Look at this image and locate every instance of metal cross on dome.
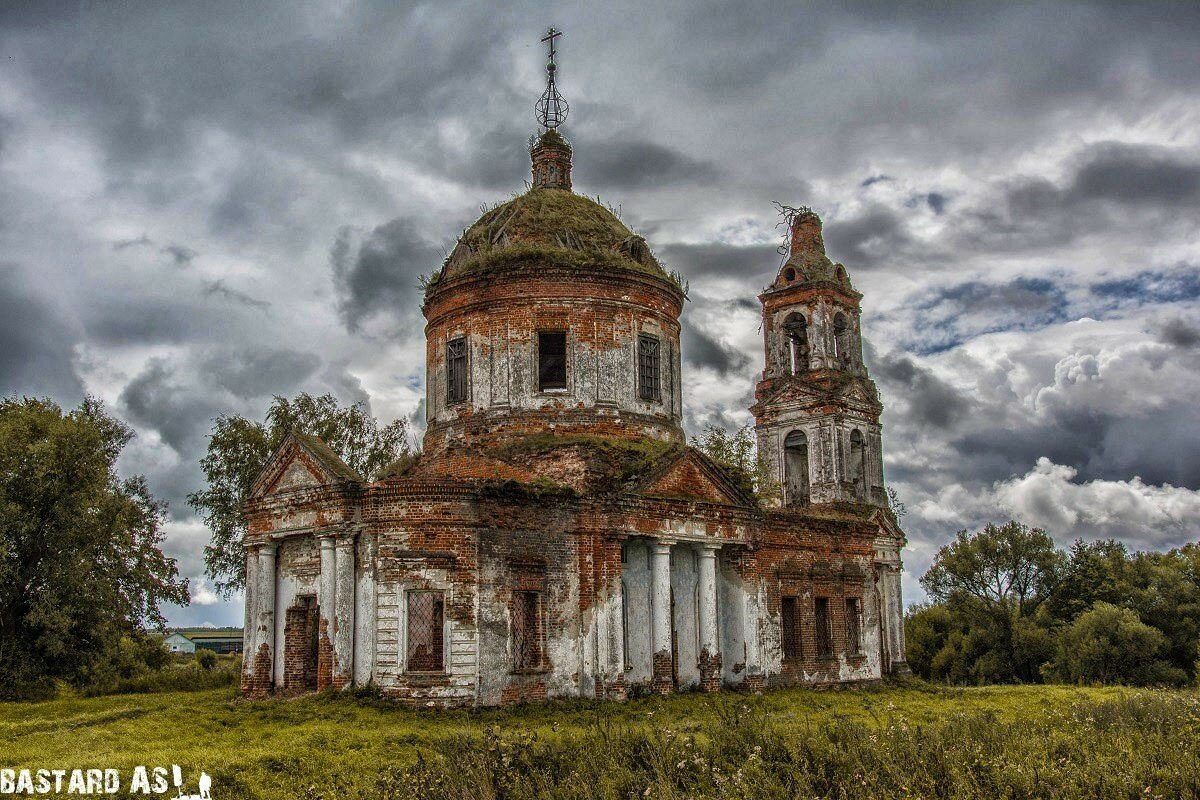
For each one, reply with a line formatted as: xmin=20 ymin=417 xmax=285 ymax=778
xmin=535 ymin=27 xmax=569 ymax=129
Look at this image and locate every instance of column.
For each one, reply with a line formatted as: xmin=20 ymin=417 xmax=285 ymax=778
xmin=697 ymin=543 xmax=721 ymax=692
xmin=240 ymin=544 xmax=259 ymax=691
xmin=317 ymin=534 xmax=336 ymax=690
xmin=333 ymin=533 xmax=356 ymax=688
xmin=650 ymin=540 xmax=674 ymax=695
xmin=253 ymin=542 xmax=278 ymax=695
xmin=888 ymin=567 xmax=910 ymax=674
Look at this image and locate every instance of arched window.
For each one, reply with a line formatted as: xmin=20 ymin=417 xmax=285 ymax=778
xmin=833 ymin=312 xmax=852 ymax=367
xmin=848 ymin=429 xmax=867 ymax=500
xmin=782 ymin=313 xmax=809 ymax=374
xmin=784 ymin=430 xmax=809 ymax=506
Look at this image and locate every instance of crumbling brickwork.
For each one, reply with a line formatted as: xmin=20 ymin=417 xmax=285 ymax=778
xmin=238 ymin=132 xmax=908 ymax=706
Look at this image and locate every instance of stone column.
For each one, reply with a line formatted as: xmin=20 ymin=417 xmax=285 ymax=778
xmin=887 ymin=567 xmax=910 ymax=674
xmin=650 ymin=540 xmax=675 ymax=695
xmin=697 ymin=543 xmax=721 ymax=692
xmin=240 ymin=544 xmax=259 ymax=692
xmin=606 ymin=552 xmax=627 ymax=700
xmin=250 ymin=542 xmax=277 ymax=696
xmin=317 ymin=534 xmax=336 ymax=690
xmin=333 ymin=533 xmax=356 ymax=688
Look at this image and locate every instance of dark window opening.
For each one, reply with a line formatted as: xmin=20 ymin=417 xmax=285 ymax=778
xmin=783 ymin=313 xmax=809 ymax=374
xmin=833 ymin=313 xmax=852 ymax=366
xmin=849 ymin=429 xmax=867 ymax=500
xmin=781 ymin=596 xmax=802 ymax=661
xmin=512 ymin=591 xmax=543 ymax=670
xmin=406 ymin=591 xmax=445 ymax=672
xmin=784 ymin=430 xmax=810 ymax=507
xmin=538 ymin=331 xmax=567 ymax=391
xmin=846 ymin=597 xmax=862 ymax=655
xmin=815 ymin=597 xmax=833 ymax=657
xmin=638 ymin=334 xmax=661 ymax=401
xmin=446 ymin=337 xmax=467 ymax=404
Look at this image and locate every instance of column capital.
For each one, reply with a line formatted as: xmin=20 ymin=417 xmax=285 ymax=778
xmin=319 ymin=534 xmax=336 ymax=548
xmin=334 ymin=530 xmax=357 ymax=548
xmin=698 ymin=542 xmax=721 ymax=556
xmin=257 ymin=540 xmax=279 ymax=557
xmin=650 ymin=539 xmax=676 ymax=555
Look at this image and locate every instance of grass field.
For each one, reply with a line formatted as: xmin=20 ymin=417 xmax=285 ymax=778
xmin=3 ymin=682 xmax=1199 ymax=799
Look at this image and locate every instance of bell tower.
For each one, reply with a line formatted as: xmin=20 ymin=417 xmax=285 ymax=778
xmin=750 ymin=208 xmax=886 ymax=508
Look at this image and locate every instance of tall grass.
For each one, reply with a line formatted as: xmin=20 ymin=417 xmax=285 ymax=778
xmin=347 ymin=692 xmax=1200 ymax=800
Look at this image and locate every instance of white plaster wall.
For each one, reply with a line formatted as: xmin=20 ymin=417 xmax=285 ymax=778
xmin=670 ymin=545 xmax=700 ymax=688
xmin=718 ymin=557 xmax=748 ymax=685
xmin=621 ymin=540 xmax=653 ymax=686
xmin=353 ymin=535 xmax=375 ymax=686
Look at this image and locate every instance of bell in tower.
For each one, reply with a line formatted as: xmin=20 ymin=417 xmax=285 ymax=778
xmin=750 ymin=207 xmax=887 ymax=509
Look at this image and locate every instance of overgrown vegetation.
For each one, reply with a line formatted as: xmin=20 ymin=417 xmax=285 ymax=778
xmin=4 ymin=684 xmax=1197 ymax=799
xmin=907 ymin=522 xmax=1200 ymax=686
xmin=189 ymin=393 xmax=411 ymax=596
xmin=492 ymin=433 xmax=683 ymax=493
xmin=691 ymin=424 xmax=779 ymax=506
xmin=0 ymin=397 xmax=188 ymax=700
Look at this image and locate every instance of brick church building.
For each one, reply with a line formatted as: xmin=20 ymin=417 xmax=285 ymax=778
xmin=240 ymin=70 xmax=908 ymax=704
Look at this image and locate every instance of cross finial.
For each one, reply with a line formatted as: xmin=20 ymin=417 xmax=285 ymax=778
xmin=535 ymin=27 xmax=569 ymax=129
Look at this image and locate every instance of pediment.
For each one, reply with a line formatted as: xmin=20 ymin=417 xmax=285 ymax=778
xmin=248 ymin=433 xmax=362 ymax=500
xmin=840 ymin=382 xmax=876 ymax=406
xmin=632 ymin=448 xmax=756 ymax=508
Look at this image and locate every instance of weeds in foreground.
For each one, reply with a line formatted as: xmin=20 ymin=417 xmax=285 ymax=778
xmin=309 ymin=692 xmax=1200 ymax=800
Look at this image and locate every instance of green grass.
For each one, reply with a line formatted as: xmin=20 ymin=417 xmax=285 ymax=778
xmin=3 ymin=683 xmax=1198 ymax=799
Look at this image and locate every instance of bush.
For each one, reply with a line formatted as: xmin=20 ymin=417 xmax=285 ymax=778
xmin=1044 ymin=602 xmax=1187 ymax=686
xmin=195 ymin=648 xmax=219 ymax=671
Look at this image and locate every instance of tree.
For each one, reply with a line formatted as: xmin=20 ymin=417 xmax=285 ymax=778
xmin=922 ymin=521 xmax=1063 ymax=617
xmin=189 ymin=393 xmax=410 ymax=596
xmin=1044 ymin=538 xmax=1132 ymax=623
xmin=1043 ymin=602 xmax=1185 ymax=686
xmin=692 ymin=424 xmax=779 ymax=505
xmin=0 ymin=397 xmax=188 ymax=698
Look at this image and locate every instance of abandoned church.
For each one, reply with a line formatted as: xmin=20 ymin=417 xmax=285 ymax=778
xmin=240 ymin=38 xmax=909 ymax=704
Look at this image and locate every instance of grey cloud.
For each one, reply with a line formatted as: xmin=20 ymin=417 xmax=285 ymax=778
xmin=331 ymin=218 xmax=442 ymax=333
xmin=119 ymin=359 xmax=224 ymax=456
xmin=681 ymin=322 xmax=751 ymax=377
xmin=0 ymin=266 xmax=83 ymax=402
xmin=657 ymin=242 xmax=776 ymax=280
xmin=578 ymin=137 xmax=721 ymax=190
xmin=870 ymin=349 xmax=972 ymax=431
xmin=162 ymin=244 xmax=197 ymax=266
xmin=824 ymin=205 xmax=914 ymax=270
xmin=1161 ymin=318 xmax=1200 ymax=349
xmin=202 ymin=280 xmax=270 ymax=311
xmin=113 ymin=234 xmax=153 ymax=250
xmin=204 ymin=348 xmax=321 ymax=400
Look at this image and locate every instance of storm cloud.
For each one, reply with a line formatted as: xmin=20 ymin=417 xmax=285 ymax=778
xmin=2 ymin=1 xmax=1199 ymax=622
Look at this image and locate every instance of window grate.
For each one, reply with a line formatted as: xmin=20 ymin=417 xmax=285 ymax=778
xmin=638 ymin=334 xmax=661 ymax=401
xmin=781 ymin=596 xmax=802 ymax=661
xmin=815 ymin=597 xmax=833 ymax=657
xmin=406 ymin=591 xmax=444 ymax=672
xmin=846 ymin=597 xmax=862 ymax=655
xmin=512 ymin=591 xmax=542 ymax=670
xmin=447 ymin=337 xmax=467 ymax=404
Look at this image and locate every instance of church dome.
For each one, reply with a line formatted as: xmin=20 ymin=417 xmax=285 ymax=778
xmin=433 ymin=188 xmax=666 ymax=287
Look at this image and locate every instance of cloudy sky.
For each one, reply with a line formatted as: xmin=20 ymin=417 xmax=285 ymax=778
xmin=3 ymin=1 xmax=1199 ymax=627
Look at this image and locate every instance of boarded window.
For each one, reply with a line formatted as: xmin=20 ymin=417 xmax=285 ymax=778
xmin=538 ymin=331 xmax=567 ymax=390
xmin=781 ymin=596 xmax=802 ymax=661
xmin=512 ymin=591 xmax=542 ymax=670
xmin=446 ymin=337 xmax=467 ymax=404
xmin=815 ymin=597 xmax=833 ymax=657
xmin=638 ymin=334 xmax=661 ymax=401
xmin=846 ymin=597 xmax=862 ymax=655
xmin=406 ymin=591 xmax=444 ymax=672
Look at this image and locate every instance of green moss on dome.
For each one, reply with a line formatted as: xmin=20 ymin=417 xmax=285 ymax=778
xmin=429 ymin=189 xmax=674 ymax=291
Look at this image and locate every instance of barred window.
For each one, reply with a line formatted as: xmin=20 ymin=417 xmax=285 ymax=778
xmin=446 ymin=337 xmax=467 ymax=404
xmin=638 ymin=334 xmax=661 ymax=401
xmin=846 ymin=597 xmax=863 ymax=655
xmin=538 ymin=331 xmax=567 ymax=390
xmin=781 ymin=596 xmax=802 ymax=661
xmin=406 ymin=591 xmax=444 ymax=672
xmin=512 ymin=591 xmax=543 ymax=670
xmin=815 ymin=597 xmax=833 ymax=658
